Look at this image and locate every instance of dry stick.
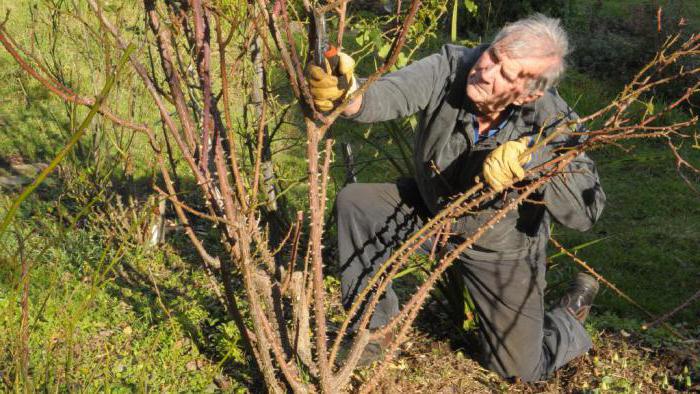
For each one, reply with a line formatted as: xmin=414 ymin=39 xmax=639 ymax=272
xmin=331 ymin=206 xmax=465 ymax=366
xmin=0 ymin=28 xmax=150 ymax=135
xmin=331 ymin=330 xmax=370 ymax=389
xmin=356 ymin=240 xmax=427 ymax=340
xmin=666 ymin=139 xmax=700 ymax=196
xmin=248 ymin=228 xmax=294 ymax=359
xmin=277 ymin=0 xmax=317 ymax=114
xmin=192 ymin=0 xmax=216 ymax=173
xmin=367 ymin=182 xmax=517 ymax=343
xmin=271 ymin=214 xmax=300 ymax=257
xmin=643 ymin=288 xmax=700 ymax=330
xmin=145 ymin=0 xmax=198 ymax=154
xmin=587 ymin=116 xmax=699 ymax=137
xmin=215 ymin=14 xmax=249 ymax=210
xmin=281 ymin=211 xmax=305 ymax=295
xmin=330 ymin=236 xmax=427 ymax=382
xmin=549 ymin=237 xmax=686 ymax=339
xmin=233 ymin=249 xmax=285 ymax=394
xmin=608 ymin=79 xmax=700 ymax=132
xmin=152 ymin=184 xmax=236 ymax=226
xmin=335 ymin=0 xmax=348 ymax=48
xmin=250 ymin=99 xmax=268 ymax=216
xmin=253 ymin=0 xmax=302 ymax=100
xmin=1 ymin=23 xmax=83 ymax=97
xmin=304 ymin=118 xmax=333 ymax=390
xmin=318 ymin=0 xmax=355 ymax=13
xmin=210 ymin=20 xmax=287 ymax=383
xmin=327 ymin=186 xmax=480 ymax=364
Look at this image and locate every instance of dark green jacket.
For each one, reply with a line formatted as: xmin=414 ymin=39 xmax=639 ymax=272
xmin=348 ymin=44 xmax=606 ymax=260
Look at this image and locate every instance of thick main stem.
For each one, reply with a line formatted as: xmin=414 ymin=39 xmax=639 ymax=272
xmin=305 ymin=119 xmax=332 ymax=390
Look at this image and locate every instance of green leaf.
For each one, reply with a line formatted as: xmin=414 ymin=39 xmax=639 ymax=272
xmin=355 ymin=31 xmax=366 ymax=46
xmin=369 ymin=29 xmax=382 ymax=49
xmin=377 ymin=43 xmax=391 ymax=59
xmin=396 ymin=52 xmax=408 ymax=68
xmin=644 ymin=98 xmax=655 ymax=115
xmin=549 ymin=236 xmax=610 ymax=260
xmin=464 ymin=0 xmax=478 ymax=15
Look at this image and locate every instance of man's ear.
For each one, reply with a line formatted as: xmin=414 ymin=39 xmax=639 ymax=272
xmin=514 ymin=90 xmax=544 ymax=106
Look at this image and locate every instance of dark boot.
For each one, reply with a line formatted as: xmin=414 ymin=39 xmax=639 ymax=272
xmin=559 ymin=273 xmax=599 ymax=322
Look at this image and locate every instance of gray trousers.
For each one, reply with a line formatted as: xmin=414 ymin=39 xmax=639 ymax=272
xmin=336 ymin=181 xmax=592 ymax=382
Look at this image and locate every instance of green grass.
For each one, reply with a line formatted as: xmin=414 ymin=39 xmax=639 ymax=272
xmin=0 ymin=192 xmax=251 ymax=391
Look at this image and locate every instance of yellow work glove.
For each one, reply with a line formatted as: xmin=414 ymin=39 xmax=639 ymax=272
xmin=306 ymin=52 xmax=357 ymax=112
xmin=483 ymin=137 xmax=532 ymax=192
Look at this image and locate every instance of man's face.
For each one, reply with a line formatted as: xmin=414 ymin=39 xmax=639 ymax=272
xmin=466 ymin=45 xmax=557 ymax=116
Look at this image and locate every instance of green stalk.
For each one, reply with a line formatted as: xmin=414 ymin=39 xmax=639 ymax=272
xmin=451 ymin=0 xmax=458 ymax=42
xmin=0 ymin=44 xmax=136 ymax=244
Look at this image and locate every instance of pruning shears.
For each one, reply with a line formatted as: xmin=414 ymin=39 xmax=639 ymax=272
xmin=312 ymin=11 xmax=350 ymax=91
xmin=311 ymin=10 xmax=357 ymax=183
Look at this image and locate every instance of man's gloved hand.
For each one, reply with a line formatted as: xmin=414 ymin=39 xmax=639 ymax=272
xmin=306 ymin=52 xmax=357 ymax=112
xmin=483 ymin=136 xmax=532 ymax=192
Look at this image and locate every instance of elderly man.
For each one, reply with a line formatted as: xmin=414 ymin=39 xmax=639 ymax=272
xmin=307 ymin=14 xmax=605 ymax=381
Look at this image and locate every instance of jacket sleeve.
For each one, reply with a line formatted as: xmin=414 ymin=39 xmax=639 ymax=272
xmin=542 ymin=152 xmax=606 ymax=231
xmin=345 ymin=47 xmax=452 ymax=123
xmin=528 ymin=92 xmax=606 ymax=232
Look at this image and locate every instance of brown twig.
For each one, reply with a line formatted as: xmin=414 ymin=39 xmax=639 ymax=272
xmin=145 ymin=0 xmax=198 ymax=154
xmin=281 ymin=211 xmax=304 ymax=295
xmin=643 ymin=288 xmax=700 ymax=330
xmin=549 ymin=237 xmax=686 ymax=339
xmin=336 ymin=0 xmax=348 ymax=48
xmin=667 ymin=137 xmax=700 ymax=196
xmin=191 ymin=0 xmax=216 ymax=174
xmin=215 ymin=14 xmax=249 ymax=210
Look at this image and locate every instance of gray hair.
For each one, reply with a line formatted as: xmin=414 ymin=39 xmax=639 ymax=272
xmin=492 ymin=14 xmax=569 ymax=92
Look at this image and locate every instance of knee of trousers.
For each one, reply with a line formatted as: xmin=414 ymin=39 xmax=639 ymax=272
xmin=477 ymin=318 xmax=548 ymax=382
xmin=336 ymin=183 xmax=371 ymax=216
xmin=482 ymin=347 xmax=546 ymax=383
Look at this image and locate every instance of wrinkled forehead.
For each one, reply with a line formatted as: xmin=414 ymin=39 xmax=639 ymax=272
xmin=488 ymin=44 xmax=558 ymax=80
